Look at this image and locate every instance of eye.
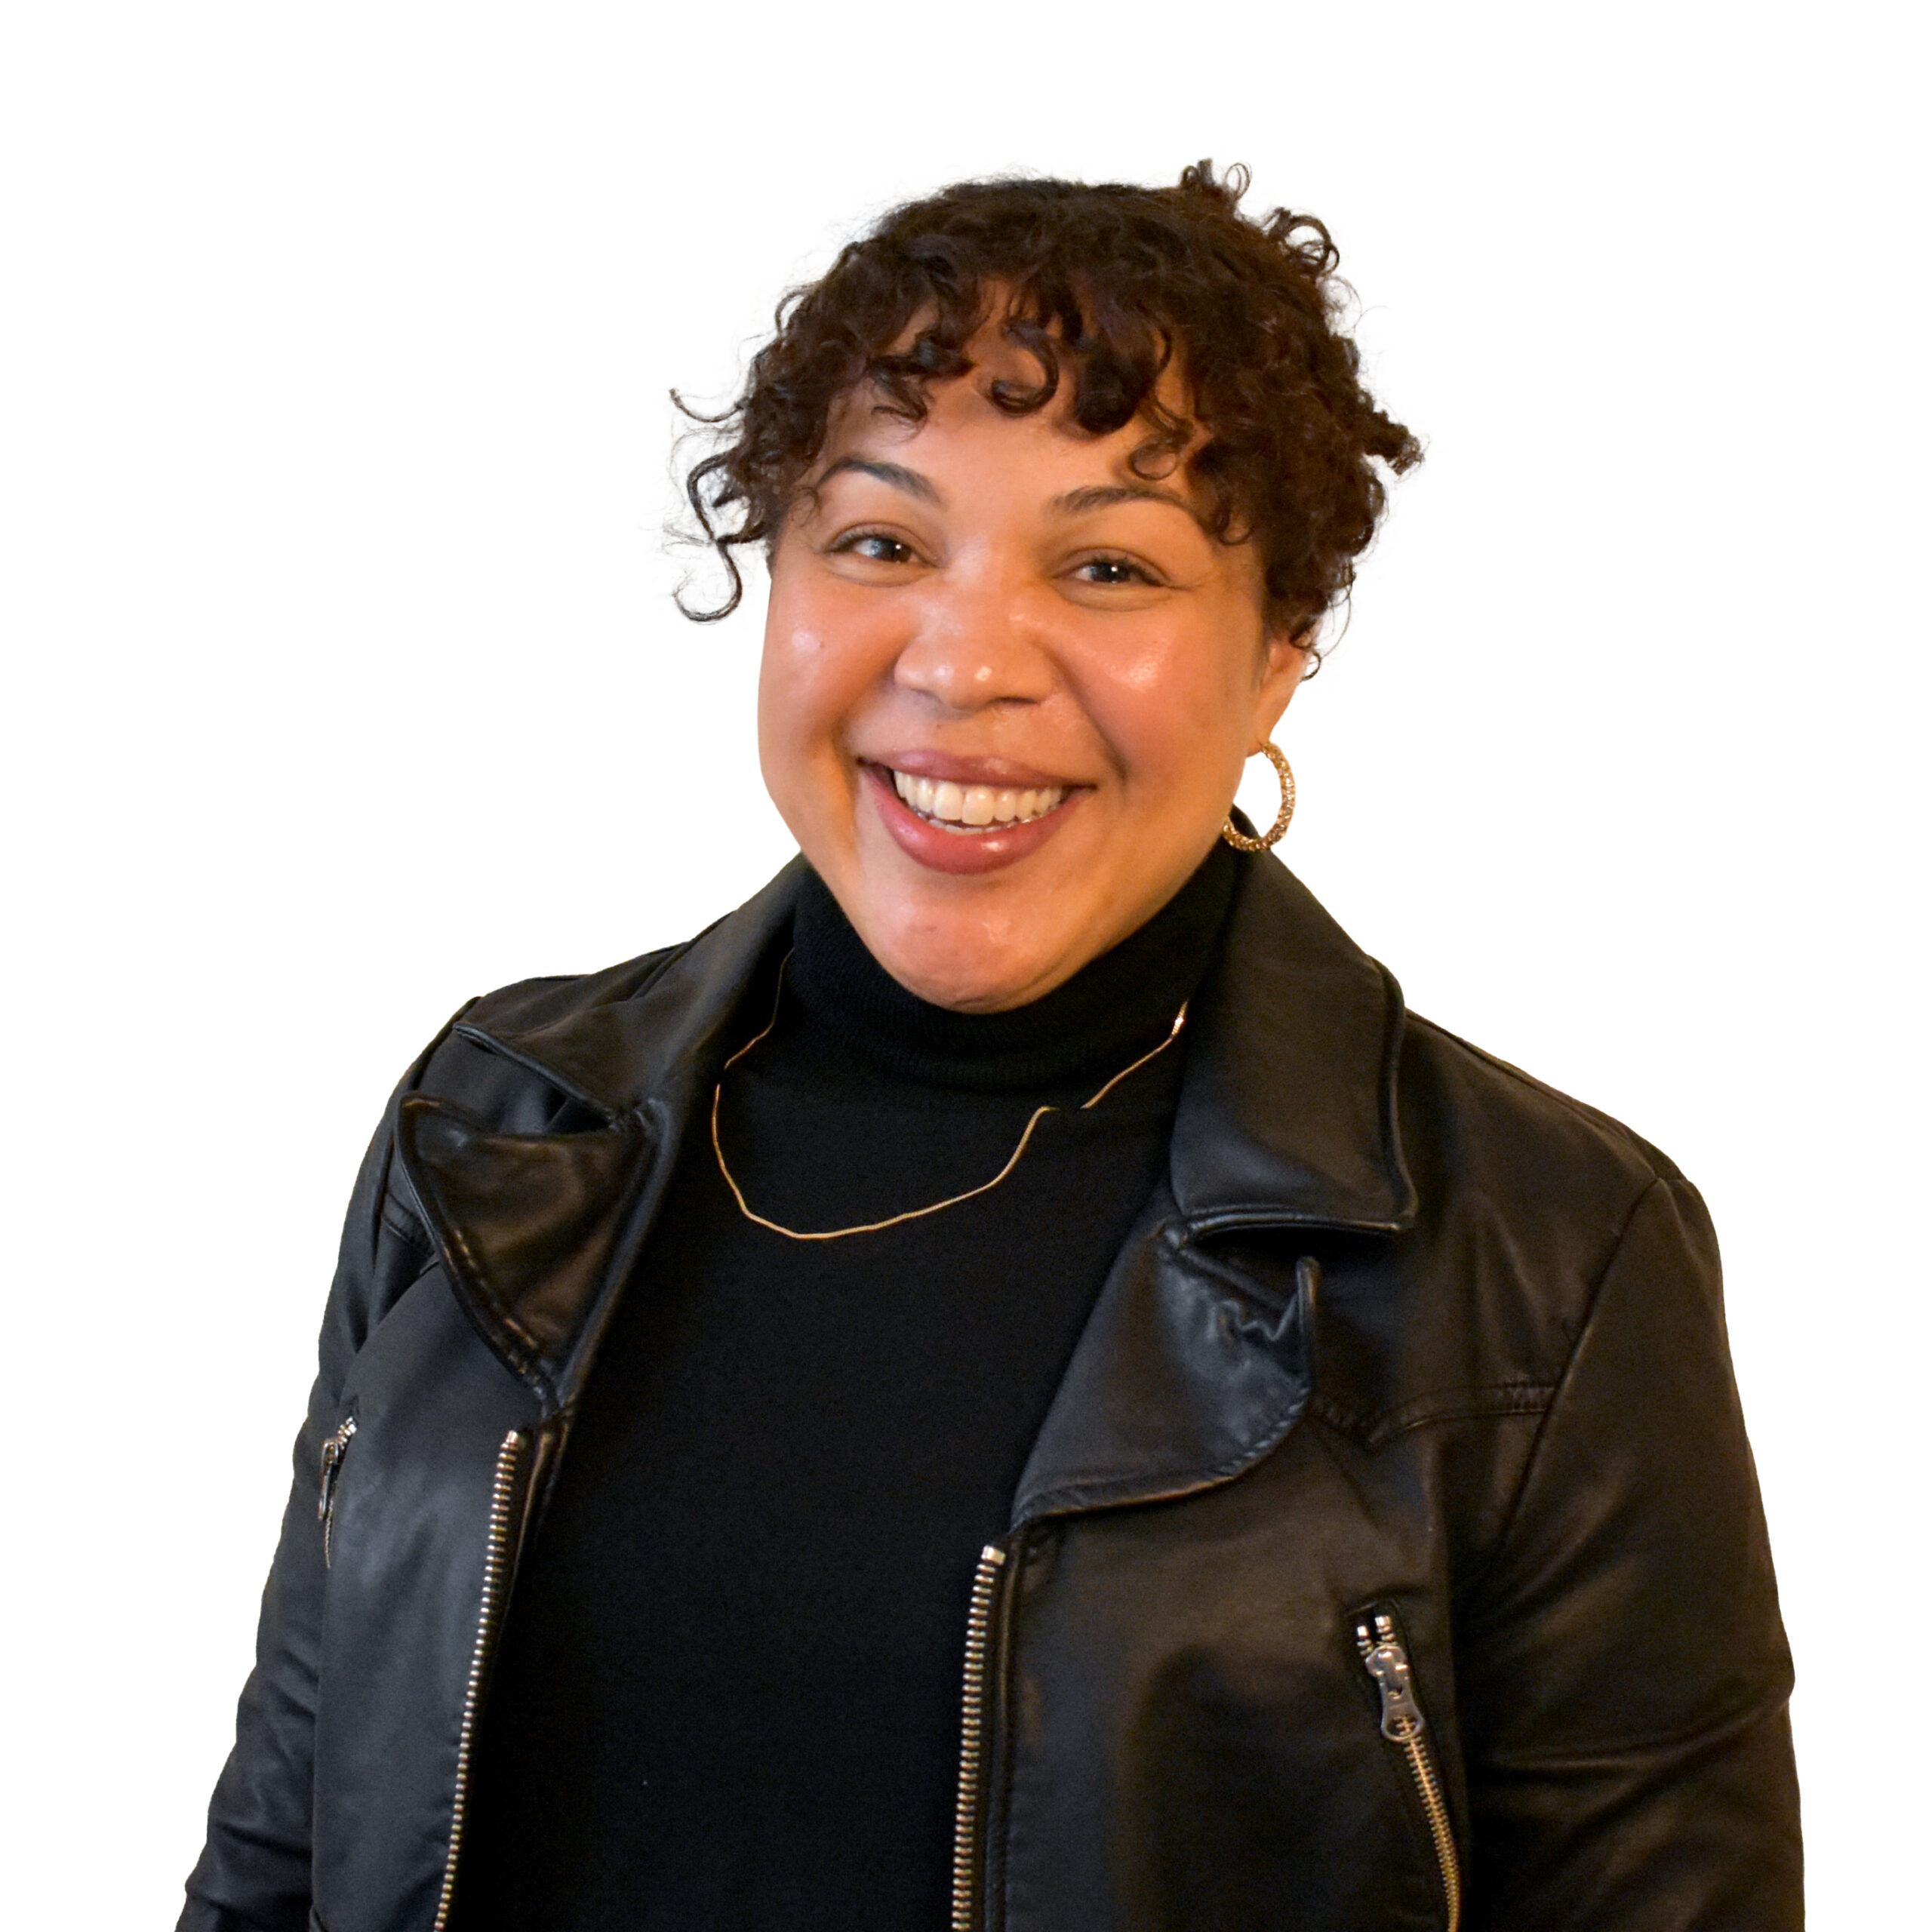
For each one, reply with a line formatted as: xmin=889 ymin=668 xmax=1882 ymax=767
xmin=1073 ymin=554 xmax=1158 ymax=586
xmin=829 ymin=530 xmax=917 ymax=566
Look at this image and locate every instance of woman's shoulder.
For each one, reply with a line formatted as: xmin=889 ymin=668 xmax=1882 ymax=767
xmin=458 ymin=934 xmax=709 ymax=1039
xmin=1398 ymin=1009 xmax=1686 ymax=1194
xmin=1294 ymin=1008 xmax=1724 ymax=1463
xmin=437 ymin=867 xmax=804 ymax=1094
xmin=1386 ymin=1008 xmax=1710 ymax=1317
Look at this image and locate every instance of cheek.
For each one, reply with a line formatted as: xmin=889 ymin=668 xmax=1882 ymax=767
xmin=758 ymin=574 xmax=903 ymax=811
xmin=760 ymin=577 xmax=852 ymax=742
xmin=1068 ymin=626 xmax=1256 ymax=791
xmin=758 ymin=615 xmax=819 ymax=728
xmin=757 ymin=601 xmax=824 ymax=819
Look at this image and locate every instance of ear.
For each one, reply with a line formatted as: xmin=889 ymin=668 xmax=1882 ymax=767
xmin=1250 ymin=626 xmax=1313 ymax=743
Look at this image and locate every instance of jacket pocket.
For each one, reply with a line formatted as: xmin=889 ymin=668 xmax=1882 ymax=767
xmin=1353 ymin=1606 xmax=1462 ymax=1932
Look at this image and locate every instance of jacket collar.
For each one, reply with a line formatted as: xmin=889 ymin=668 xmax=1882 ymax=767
xmin=467 ymin=851 xmax=1413 ymax=1234
xmin=401 ymin=852 xmax=1413 ymax=1451
xmin=1168 ymin=854 xmax=1416 ymax=1235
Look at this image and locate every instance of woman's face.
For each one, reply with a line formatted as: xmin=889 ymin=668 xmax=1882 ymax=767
xmin=760 ymin=340 xmax=1308 ymax=1012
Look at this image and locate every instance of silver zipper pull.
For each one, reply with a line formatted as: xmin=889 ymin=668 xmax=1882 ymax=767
xmin=1355 ymin=1614 xmax=1426 ymax=1741
xmin=317 ymin=1416 xmax=357 ymax=1565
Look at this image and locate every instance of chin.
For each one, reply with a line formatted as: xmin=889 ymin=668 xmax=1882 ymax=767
xmin=875 ymin=941 xmax=1041 ymax=1014
xmin=857 ymin=901 xmax=1056 ymax=1014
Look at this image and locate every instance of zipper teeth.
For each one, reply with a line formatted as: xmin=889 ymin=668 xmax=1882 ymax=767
xmin=432 ymin=1428 xmax=525 ymax=1932
xmin=1400 ymin=1728 xmax=1462 ymax=1932
xmin=950 ymin=1543 xmax=1008 ymax=1932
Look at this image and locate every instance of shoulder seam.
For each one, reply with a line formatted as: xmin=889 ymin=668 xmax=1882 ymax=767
xmin=1404 ymin=1011 xmax=1678 ymax=1185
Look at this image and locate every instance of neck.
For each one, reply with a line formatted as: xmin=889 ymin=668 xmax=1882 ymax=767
xmin=787 ymin=842 xmax=1241 ymax=1095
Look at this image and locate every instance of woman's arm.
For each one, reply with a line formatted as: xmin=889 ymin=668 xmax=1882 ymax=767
xmin=177 ymin=1041 xmax=449 ymax=1932
xmin=1456 ymin=1172 xmax=1801 ymax=1927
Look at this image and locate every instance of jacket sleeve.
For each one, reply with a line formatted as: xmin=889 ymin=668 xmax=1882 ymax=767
xmin=177 ymin=1045 xmax=448 ymax=1932
xmin=1455 ymin=1171 xmax=1801 ymax=1928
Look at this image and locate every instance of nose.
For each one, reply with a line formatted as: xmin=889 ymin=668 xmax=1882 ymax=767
xmin=891 ymin=565 xmax=1058 ymax=714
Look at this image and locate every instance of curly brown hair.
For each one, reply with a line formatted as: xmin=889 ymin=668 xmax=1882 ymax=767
xmin=678 ymin=162 xmax=1421 ymax=643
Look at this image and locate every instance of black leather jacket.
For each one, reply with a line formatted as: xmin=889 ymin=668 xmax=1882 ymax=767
xmin=181 ymin=854 xmax=1801 ymax=1932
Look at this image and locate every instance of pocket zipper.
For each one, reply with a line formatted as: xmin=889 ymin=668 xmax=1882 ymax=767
xmin=316 ymin=1417 xmax=357 ymax=1568
xmin=1355 ymin=1611 xmax=1461 ymax=1932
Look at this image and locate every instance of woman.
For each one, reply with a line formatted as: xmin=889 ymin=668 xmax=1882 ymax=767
xmin=181 ymin=165 xmax=1799 ymax=1931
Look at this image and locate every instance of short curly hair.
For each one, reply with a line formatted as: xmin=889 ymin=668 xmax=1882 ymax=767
xmin=678 ymin=162 xmax=1421 ymax=643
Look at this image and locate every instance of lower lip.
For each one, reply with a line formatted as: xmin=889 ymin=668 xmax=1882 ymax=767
xmin=863 ymin=765 xmax=1081 ymax=875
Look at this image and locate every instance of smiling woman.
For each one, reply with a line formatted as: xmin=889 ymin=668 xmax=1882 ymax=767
xmin=180 ymin=165 xmax=1800 ymax=1932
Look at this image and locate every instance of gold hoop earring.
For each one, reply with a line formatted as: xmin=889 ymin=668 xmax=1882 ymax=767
xmin=1220 ymin=740 xmax=1297 ymax=851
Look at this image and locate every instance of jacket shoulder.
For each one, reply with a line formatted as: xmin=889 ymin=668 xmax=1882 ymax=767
xmin=1344 ymin=1012 xmax=1706 ymax=1423
xmin=458 ymin=930 xmax=711 ymax=1036
xmin=1302 ymin=1008 xmax=1714 ymax=1462
xmin=1398 ymin=1009 xmax=1687 ymax=1221
xmin=403 ymin=930 xmax=713 ymax=1134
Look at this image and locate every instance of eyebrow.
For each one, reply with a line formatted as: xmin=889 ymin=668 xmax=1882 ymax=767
xmin=812 ymin=463 xmax=1204 ymax=528
xmin=1049 ymin=481 xmax=1209 ymax=530
xmin=815 ymin=457 xmax=945 ymax=505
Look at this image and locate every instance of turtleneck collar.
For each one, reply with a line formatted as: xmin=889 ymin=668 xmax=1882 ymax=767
xmin=786 ymin=841 xmax=1240 ymax=1095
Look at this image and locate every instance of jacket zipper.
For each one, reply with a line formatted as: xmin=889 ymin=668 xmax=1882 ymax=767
xmin=950 ymin=1542 xmax=1009 ymax=1932
xmin=432 ymin=1427 xmax=526 ymax=1932
xmin=316 ymin=1417 xmax=357 ymax=1569
xmin=1355 ymin=1612 xmax=1461 ymax=1932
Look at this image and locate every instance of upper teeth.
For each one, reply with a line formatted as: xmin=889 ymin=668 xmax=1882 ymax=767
xmin=891 ymin=770 xmax=1066 ymax=829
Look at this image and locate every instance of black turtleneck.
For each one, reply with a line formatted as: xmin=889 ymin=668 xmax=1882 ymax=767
xmin=460 ymin=844 xmax=1238 ymax=1932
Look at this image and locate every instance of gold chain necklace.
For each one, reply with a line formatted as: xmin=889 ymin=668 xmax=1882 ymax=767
xmin=710 ymin=958 xmax=1188 ymax=1242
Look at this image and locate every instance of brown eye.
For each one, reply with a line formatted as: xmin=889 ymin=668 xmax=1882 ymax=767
xmin=1076 ymin=555 xmax=1153 ymax=586
xmin=832 ymin=531 xmax=915 ymax=565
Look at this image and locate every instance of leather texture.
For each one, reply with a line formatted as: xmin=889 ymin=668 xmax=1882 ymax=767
xmin=180 ymin=854 xmax=1800 ymax=1930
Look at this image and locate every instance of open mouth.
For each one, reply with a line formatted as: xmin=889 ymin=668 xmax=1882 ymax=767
xmin=887 ymin=768 xmax=1069 ymax=835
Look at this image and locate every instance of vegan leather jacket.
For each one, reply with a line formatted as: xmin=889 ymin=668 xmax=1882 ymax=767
xmin=181 ymin=853 xmax=1801 ymax=1932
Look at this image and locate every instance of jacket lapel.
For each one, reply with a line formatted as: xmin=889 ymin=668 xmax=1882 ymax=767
xmin=397 ymin=1100 xmax=658 ymax=1414
xmin=395 ymin=863 xmax=805 ymax=1414
xmin=1011 ymin=1200 xmax=1320 ymax=1524
xmin=1017 ymin=856 xmax=1414 ymax=1520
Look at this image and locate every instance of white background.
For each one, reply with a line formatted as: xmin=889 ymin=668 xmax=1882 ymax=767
xmin=2 ymin=2 xmax=1925 ymax=1921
